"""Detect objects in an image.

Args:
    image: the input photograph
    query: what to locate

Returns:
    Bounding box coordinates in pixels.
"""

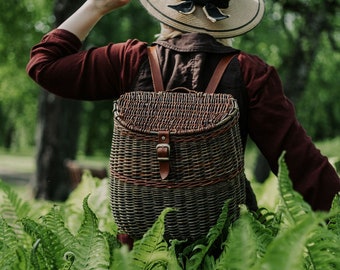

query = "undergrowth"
[1,155,340,269]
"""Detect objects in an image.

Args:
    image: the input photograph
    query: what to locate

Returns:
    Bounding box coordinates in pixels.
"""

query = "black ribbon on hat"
[168,0,230,22]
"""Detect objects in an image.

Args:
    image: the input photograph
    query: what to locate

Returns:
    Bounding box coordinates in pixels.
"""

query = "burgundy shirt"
[27,29,340,211]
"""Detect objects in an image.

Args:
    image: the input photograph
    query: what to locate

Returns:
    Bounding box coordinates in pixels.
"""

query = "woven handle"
[166,87,197,94]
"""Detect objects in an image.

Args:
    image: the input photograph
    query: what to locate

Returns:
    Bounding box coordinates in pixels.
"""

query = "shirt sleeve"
[26,29,148,100]
[238,52,340,211]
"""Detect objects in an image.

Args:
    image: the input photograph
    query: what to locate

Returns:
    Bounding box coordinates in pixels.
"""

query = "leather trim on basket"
[157,130,171,180]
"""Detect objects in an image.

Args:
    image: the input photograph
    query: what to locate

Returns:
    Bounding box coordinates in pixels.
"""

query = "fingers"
[93,0,131,15]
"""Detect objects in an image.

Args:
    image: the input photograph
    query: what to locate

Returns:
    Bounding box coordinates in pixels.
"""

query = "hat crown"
[193,0,230,8]
[139,0,265,38]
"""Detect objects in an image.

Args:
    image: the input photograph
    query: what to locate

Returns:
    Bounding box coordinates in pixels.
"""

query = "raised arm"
[27,0,148,101]
[57,0,130,41]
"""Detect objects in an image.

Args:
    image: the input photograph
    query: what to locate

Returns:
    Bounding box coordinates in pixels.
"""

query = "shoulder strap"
[148,46,164,92]
[147,46,235,94]
[204,55,235,94]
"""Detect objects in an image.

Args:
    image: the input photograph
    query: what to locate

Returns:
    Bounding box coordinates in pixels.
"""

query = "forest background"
[0,0,339,201]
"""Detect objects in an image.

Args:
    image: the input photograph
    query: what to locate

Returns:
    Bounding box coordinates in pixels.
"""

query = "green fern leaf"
[71,194,111,270]
[214,207,258,270]
[61,251,76,270]
[30,239,51,270]
[22,217,67,269]
[0,216,20,252]
[109,245,131,270]
[246,208,277,258]
[0,217,30,269]
[130,207,180,270]
[328,193,340,236]
[305,225,340,270]
[103,231,121,268]
[253,207,281,237]
[186,200,231,270]
[256,214,320,270]
[64,174,117,236]
[0,180,30,241]
[277,153,313,225]
[41,205,77,250]
[0,246,29,270]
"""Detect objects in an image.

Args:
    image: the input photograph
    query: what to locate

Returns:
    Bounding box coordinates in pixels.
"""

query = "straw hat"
[139,0,265,38]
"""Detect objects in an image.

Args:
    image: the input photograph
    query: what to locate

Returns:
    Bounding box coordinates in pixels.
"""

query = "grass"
[0,149,109,175]
[0,153,34,173]
[315,136,340,158]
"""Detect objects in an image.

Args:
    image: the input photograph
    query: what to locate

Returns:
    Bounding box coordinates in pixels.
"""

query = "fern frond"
[214,206,258,270]
[305,223,340,270]
[110,245,131,270]
[0,245,29,270]
[277,153,313,225]
[168,238,188,269]
[252,207,281,238]
[71,195,111,270]
[103,231,121,268]
[246,208,277,258]
[41,205,76,249]
[0,216,20,251]
[0,180,31,219]
[255,214,321,270]
[81,177,117,235]
[22,217,67,269]
[61,251,76,270]
[185,200,231,270]
[0,180,30,241]
[0,217,30,269]
[328,193,340,236]
[63,172,101,235]
[29,239,51,270]
[64,174,117,236]
[206,200,232,244]
[130,207,180,270]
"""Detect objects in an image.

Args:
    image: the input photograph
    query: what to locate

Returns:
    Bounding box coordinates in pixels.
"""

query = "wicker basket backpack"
[109,47,247,241]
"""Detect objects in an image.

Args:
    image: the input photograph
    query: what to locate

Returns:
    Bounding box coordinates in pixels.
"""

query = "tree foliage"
[0,0,339,153]
[0,0,53,150]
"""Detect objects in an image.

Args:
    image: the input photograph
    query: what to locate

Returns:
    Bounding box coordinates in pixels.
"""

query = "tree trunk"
[33,0,84,201]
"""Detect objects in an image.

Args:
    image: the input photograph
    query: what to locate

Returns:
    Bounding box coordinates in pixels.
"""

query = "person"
[27,0,340,245]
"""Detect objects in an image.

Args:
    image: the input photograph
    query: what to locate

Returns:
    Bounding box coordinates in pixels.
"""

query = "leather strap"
[156,131,171,180]
[147,46,164,92]
[147,46,235,94]
[205,55,235,94]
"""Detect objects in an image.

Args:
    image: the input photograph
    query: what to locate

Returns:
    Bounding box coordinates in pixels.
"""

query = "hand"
[57,0,130,40]
[88,0,131,15]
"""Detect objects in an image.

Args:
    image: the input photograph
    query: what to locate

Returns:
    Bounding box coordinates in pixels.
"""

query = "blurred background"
[0,0,339,204]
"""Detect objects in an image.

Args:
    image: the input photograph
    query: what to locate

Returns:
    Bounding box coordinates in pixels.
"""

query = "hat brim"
[139,0,265,38]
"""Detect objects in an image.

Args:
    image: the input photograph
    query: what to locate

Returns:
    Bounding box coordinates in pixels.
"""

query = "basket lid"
[114,91,239,134]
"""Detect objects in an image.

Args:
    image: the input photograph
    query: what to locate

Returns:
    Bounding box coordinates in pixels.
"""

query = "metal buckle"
[156,143,171,161]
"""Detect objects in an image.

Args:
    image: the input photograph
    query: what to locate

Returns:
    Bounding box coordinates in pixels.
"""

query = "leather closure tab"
[156,131,170,180]
[156,143,171,161]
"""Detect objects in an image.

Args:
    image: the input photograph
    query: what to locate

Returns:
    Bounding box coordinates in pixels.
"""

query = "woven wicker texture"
[110,90,246,241]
